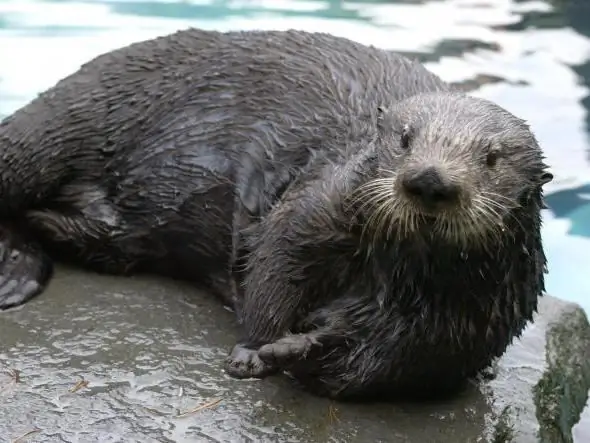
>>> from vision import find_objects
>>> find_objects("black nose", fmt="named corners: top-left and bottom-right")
top-left (401, 167), bottom-right (460, 207)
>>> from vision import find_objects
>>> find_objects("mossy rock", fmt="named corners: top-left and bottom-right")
top-left (483, 296), bottom-right (590, 443)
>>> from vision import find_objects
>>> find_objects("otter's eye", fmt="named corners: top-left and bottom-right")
top-left (486, 149), bottom-right (499, 167)
top-left (401, 124), bottom-right (411, 150)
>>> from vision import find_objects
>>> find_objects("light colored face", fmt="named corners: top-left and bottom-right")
top-left (354, 93), bottom-right (552, 246)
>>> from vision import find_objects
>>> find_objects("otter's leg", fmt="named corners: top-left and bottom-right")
top-left (26, 208), bottom-right (139, 274)
top-left (257, 333), bottom-right (323, 366)
top-left (0, 223), bottom-right (53, 309)
top-left (224, 184), bottom-right (358, 379)
top-left (23, 183), bottom-right (143, 274)
top-left (255, 294), bottom-right (403, 400)
top-left (256, 329), bottom-right (376, 399)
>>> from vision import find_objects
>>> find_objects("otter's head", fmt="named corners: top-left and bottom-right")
top-left (355, 93), bottom-right (553, 247)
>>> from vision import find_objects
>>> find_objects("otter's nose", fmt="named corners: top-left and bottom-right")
top-left (401, 167), bottom-right (460, 208)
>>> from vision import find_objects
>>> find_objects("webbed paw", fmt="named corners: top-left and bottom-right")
top-left (224, 343), bottom-right (278, 379)
top-left (0, 225), bottom-right (52, 310)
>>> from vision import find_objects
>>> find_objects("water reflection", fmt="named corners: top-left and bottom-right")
top-left (546, 185), bottom-right (590, 239)
top-left (0, 0), bottom-right (589, 309)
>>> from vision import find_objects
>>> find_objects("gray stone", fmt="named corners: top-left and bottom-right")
top-left (0, 265), bottom-right (588, 442)
top-left (481, 295), bottom-right (590, 443)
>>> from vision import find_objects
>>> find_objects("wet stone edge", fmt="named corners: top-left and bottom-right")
top-left (533, 306), bottom-right (590, 443)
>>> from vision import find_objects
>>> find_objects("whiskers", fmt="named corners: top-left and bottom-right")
top-left (464, 190), bottom-right (523, 242)
top-left (349, 170), bottom-right (421, 245)
top-left (430, 192), bottom-right (508, 249)
top-left (349, 176), bottom-right (521, 250)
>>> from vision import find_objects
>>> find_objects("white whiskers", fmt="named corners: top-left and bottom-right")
top-left (349, 175), bottom-right (520, 250)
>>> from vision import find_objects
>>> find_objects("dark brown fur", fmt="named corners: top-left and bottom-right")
top-left (0, 28), bottom-right (552, 401)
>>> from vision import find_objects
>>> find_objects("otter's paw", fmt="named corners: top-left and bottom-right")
top-left (224, 344), bottom-right (278, 379)
top-left (0, 231), bottom-right (53, 310)
top-left (258, 334), bottom-right (322, 367)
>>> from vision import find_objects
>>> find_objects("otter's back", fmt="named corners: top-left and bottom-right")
top-left (0, 29), bottom-right (449, 213)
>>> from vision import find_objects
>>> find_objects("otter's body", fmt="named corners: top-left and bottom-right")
top-left (0, 28), bottom-right (552, 400)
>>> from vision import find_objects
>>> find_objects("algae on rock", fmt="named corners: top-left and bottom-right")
top-left (534, 306), bottom-right (590, 443)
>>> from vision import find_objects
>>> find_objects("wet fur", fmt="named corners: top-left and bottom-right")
top-left (0, 28), bottom-right (551, 400)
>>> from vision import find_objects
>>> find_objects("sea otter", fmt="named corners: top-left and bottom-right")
top-left (0, 28), bottom-right (552, 400)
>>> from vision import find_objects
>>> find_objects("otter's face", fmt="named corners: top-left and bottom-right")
top-left (355, 93), bottom-right (553, 246)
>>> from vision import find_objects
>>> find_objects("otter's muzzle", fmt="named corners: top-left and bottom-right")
top-left (400, 166), bottom-right (461, 211)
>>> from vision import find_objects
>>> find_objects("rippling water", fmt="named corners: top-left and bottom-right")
top-left (0, 0), bottom-right (589, 310)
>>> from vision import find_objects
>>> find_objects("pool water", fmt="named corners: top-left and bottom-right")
top-left (0, 0), bottom-right (589, 310)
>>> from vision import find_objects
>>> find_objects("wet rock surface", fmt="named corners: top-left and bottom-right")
top-left (0, 265), bottom-right (588, 442)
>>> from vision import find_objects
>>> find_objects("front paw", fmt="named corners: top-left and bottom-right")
top-left (224, 344), bottom-right (278, 379)
top-left (258, 334), bottom-right (321, 367)
top-left (0, 226), bottom-right (53, 310)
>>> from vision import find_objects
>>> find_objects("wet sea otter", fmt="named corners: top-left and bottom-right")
top-left (0, 28), bottom-right (552, 400)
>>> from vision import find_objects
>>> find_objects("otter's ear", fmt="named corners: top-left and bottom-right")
top-left (539, 171), bottom-right (553, 186)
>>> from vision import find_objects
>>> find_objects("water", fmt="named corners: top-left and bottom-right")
top-left (1, 0), bottom-right (589, 311)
